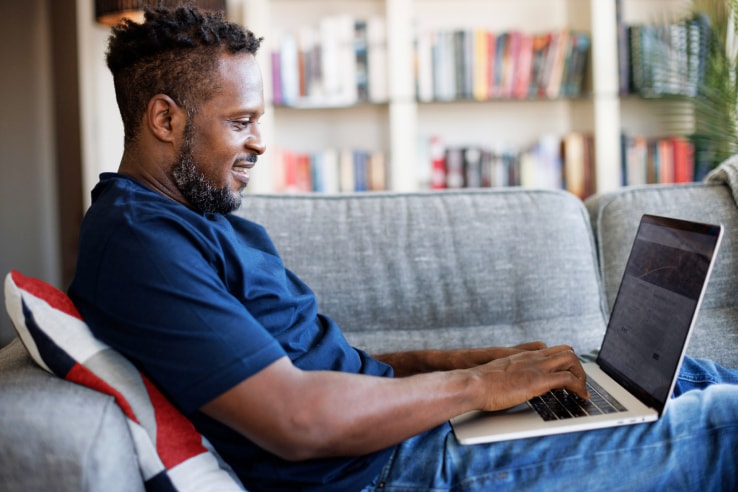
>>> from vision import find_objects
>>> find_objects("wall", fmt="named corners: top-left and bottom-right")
top-left (0, 0), bottom-right (60, 345)
top-left (76, 0), bottom-right (124, 207)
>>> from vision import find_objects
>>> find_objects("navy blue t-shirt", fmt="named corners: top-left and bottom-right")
top-left (68, 173), bottom-right (394, 491)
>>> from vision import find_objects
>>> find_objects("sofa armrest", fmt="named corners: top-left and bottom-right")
top-left (0, 339), bottom-right (144, 492)
top-left (585, 182), bottom-right (738, 368)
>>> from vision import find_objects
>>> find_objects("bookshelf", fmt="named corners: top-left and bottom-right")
top-left (236, 0), bottom-right (691, 195)
top-left (617, 0), bottom-right (706, 184)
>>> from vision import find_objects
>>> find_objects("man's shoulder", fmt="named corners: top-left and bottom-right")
top-left (88, 173), bottom-right (218, 233)
top-left (91, 173), bottom-right (183, 219)
top-left (83, 174), bottom-right (276, 259)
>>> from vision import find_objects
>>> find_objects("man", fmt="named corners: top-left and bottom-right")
top-left (69, 5), bottom-right (738, 491)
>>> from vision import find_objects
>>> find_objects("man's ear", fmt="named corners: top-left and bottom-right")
top-left (146, 94), bottom-right (186, 143)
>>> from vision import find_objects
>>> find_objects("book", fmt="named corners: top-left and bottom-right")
top-left (463, 147), bottom-right (483, 188)
top-left (562, 32), bottom-right (590, 96)
top-left (513, 33), bottom-right (533, 99)
top-left (672, 136), bottom-right (695, 183)
top-left (353, 150), bottom-right (368, 191)
top-left (562, 132), bottom-right (586, 198)
top-left (368, 151), bottom-right (387, 191)
top-left (320, 149), bottom-right (340, 193)
top-left (320, 16), bottom-right (341, 103)
top-left (429, 135), bottom-right (446, 189)
top-left (486, 32), bottom-right (498, 99)
top-left (337, 14), bottom-right (358, 105)
top-left (367, 16), bottom-right (388, 103)
top-left (354, 20), bottom-right (369, 102)
top-left (562, 132), bottom-right (595, 198)
top-left (416, 31), bottom-right (435, 102)
top-left (529, 33), bottom-right (551, 97)
top-left (295, 153), bottom-right (312, 191)
top-left (493, 32), bottom-right (507, 98)
top-left (501, 31), bottom-right (520, 98)
top-left (657, 138), bottom-right (674, 184)
top-left (458, 29), bottom-right (474, 99)
top-left (546, 29), bottom-right (569, 98)
top-left (279, 32), bottom-right (299, 106)
top-left (445, 147), bottom-right (465, 188)
top-left (340, 148), bottom-right (355, 192)
top-left (473, 29), bottom-right (490, 100)
top-left (270, 50), bottom-right (283, 105)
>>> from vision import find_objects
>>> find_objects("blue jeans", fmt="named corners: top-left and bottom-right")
top-left (362, 357), bottom-right (738, 491)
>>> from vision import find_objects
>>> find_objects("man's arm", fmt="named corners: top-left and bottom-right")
top-left (201, 344), bottom-right (588, 461)
top-left (372, 342), bottom-right (548, 377)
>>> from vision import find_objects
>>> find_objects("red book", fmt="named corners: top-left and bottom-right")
top-left (282, 150), bottom-right (299, 192)
top-left (295, 153), bottom-right (312, 191)
top-left (672, 137), bottom-right (695, 183)
top-left (429, 135), bottom-right (446, 189)
top-left (486, 32), bottom-right (497, 99)
top-left (513, 33), bottom-right (533, 99)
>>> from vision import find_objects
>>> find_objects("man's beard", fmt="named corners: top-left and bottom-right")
top-left (171, 126), bottom-right (243, 215)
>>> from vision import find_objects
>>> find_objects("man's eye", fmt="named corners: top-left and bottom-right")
top-left (232, 120), bottom-right (251, 129)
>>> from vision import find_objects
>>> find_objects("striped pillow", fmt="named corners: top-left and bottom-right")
top-left (3, 270), bottom-right (245, 491)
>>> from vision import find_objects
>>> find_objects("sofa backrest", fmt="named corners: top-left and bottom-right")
top-left (238, 189), bottom-right (607, 355)
top-left (585, 182), bottom-right (738, 368)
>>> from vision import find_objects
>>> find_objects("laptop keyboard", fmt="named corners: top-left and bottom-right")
top-left (528, 378), bottom-right (627, 421)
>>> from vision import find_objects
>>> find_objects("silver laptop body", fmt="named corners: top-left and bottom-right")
top-left (451, 214), bottom-right (724, 445)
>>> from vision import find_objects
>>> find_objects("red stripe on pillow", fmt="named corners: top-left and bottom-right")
top-left (10, 270), bottom-right (82, 320)
top-left (66, 362), bottom-right (140, 424)
top-left (143, 376), bottom-right (208, 469)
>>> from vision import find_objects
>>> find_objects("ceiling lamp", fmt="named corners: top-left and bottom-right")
top-left (95, 1), bottom-right (227, 26)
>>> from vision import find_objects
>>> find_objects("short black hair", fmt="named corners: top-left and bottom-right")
top-left (106, 3), bottom-right (263, 144)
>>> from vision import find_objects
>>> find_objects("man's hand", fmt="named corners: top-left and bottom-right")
top-left (468, 344), bottom-right (590, 411)
top-left (373, 341), bottom-right (548, 377)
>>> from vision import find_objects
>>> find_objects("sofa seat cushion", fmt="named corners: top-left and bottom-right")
top-left (3, 271), bottom-right (245, 491)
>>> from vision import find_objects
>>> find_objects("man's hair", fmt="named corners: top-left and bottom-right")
top-left (106, 4), bottom-right (262, 144)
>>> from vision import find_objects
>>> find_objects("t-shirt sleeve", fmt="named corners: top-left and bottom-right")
top-left (75, 215), bottom-right (287, 414)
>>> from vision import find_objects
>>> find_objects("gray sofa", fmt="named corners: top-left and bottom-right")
top-left (2, 175), bottom-right (738, 490)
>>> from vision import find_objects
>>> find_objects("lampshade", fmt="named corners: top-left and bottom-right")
top-left (95, 0), bottom-right (227, 26)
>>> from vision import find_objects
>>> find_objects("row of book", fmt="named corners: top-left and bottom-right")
top-left (271, 15), bottom-right (388, 108)
top-left (415, 28), bottom-right (591, 102)
top-left (271, 148), bottom-right (388, 193)
top-left (274, 133), bottom-right (708, 195)
top-left (423, 133), bottom-right (596, 199)
top-left (620, 134), bottom-right (717, 186)
top-left (620, 14), bottom-right (710, 97)
top-left (270, 15), bottom-right (592, 107)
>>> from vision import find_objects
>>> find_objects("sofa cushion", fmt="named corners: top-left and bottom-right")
top-left (238, 189), bottom-right (608, 355)
top-left (585, 182), bottom-right (738, 368)
top-left (3, 270), bottom-right (245, 491)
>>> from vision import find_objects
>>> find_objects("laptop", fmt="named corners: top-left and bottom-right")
top-left (450, 214), bottom-right (724, 445)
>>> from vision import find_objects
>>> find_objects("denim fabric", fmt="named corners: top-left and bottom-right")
top-left (362, 356), bottom-right (738, 491)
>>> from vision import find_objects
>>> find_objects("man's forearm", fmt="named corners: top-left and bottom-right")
top-left (202, 345), bottom-right (587, 461)
top-left (202, 357), bottom-right (483, 460)
top-left (372, 349), bottom-right (472, 377)
top-left (373, 342), bottom-right (548, 377)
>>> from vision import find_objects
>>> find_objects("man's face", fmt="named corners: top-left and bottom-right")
top-left (172, 53), bottom-right (266, 214)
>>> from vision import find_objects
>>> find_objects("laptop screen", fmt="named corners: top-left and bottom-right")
top-left (597, 214), bottom-right (723, 413)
